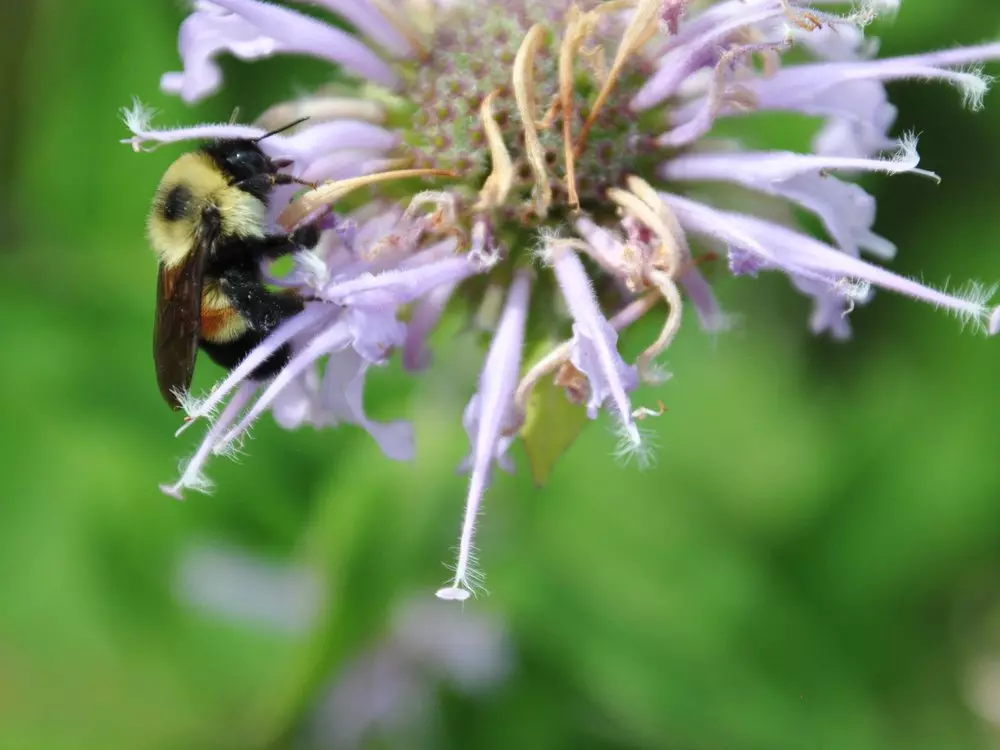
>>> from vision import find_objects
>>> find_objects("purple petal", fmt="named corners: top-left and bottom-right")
top-left (794, 18), bottom-right (878, 61)
top-left (633, 3), bottom-right (786, 110)
top-left (551, 250), bottom-right (640, 443)
top-left (175, 304), bottom-right (330, 431)
top-left (661, 142), bottom-right (930, 260)
top-left (300, 150), bottom-right (391, 182)
top-left (402, 279), bottom-right (458, 371)
top-left (573, 216), bottom-right (629, 276)
top-left (729, 246), bottom-right (765, 278)
top-left (661, 136), bottom-right (935, 184)
top-left (216, 319), bottom-right (354, 450)
top-left (678, 267), bottom-right (731, 332)
top-left (437, 271), bottom-right (532, 602)
top-left (659, 37), bottom-right (789, 148)
top-left (275, 120), bottom-right (399, 161)
top-left (812, 83), bottom-right (898, 158)
top-left (121, 101), bottom-right (396, 167)
top-left (161, 382), bottom-right (258, 500)
top-left (163, 0), bottom-right (395, 104)
top-left (342, 305), bottom-right (407, 364)
top-left (789, 274), bottom-right (857, 340)
top-left (321, 256), bottom-right (483, 308)
top-left (745, 48), bottom-right (1000, 116)
top-left (663, 193), bottom-right (1000, 334)
top-left (271, 368), bottom-right (321, 429)
top-left (319, 349), bottom-right (414, 461)
top-left (162, 2), bottom-right (278, 102)
top-left (121, 99), bottom-right (267, 151)
top-left (292, 0), bottom-right (412, 58)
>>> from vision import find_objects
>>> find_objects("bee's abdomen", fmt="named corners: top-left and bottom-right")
top-left (200, 284), bottom-right (248, 343)
top-left (200, 335), bottom-right (293, 381)
top-left (200, 304), bottom-right (248, 344)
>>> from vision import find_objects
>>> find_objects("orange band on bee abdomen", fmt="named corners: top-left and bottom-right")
top-left (201, 303), bottom-right (247, 343)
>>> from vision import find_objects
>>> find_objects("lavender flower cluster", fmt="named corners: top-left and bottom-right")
top-left (124, 0), bottom-right (1000, 600)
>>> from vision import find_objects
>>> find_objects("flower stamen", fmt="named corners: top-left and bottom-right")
top-left (559, 5), bottom-right (597, 211)
top-left (512, 23), bottom-right (552, 217)
top-left (607, 183), bottom-right (686, 277)
top-left (625, 175), bottom-right (690, 274)
top-left (278, 168), bottom-right (457, 229)
top-left (575, 0), bottom-right (661, 158)
top-left (536, 95), bottom-right (563, 130)
top-left (633, 400), bottom-right (667, 420)
top-left (638, 269), bottom-right (684, 383)
top-left (474, 90), bottom-right (516, 211)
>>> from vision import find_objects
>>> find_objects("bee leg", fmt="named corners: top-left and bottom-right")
top-left (220, 265), bottom-right (305, 329)
top-left (272, 172), bottom-right (318, 190)
top-left (212, 222), bottom-right (322, 268)
top-left (290, 222), bottom-right (320, 249)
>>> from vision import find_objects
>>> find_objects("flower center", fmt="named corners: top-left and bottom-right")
top-left (394, 0), bottom-right (665, 226)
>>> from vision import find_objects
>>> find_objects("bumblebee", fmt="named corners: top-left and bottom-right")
top-left (148, 121), bottom-right (320, 410)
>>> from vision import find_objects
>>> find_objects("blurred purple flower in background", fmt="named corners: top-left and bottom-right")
top-left (125, 0), bottom-right (1000, 600)
top-left (173, 542), bottom-right (511, 747)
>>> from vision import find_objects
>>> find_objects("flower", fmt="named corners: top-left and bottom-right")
top-left (125, 0), bottom-right (1000, 600)
top-left (309, 597), bottom-right (511, 748)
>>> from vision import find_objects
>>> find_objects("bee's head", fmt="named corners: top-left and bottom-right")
top-left (203, 118), bottom-right (308, 198)
top-left (204, 139), bottom-right (284, 186)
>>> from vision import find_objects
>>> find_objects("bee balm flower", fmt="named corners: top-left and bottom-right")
top-left (125, 0), bottom-right (1000, 600)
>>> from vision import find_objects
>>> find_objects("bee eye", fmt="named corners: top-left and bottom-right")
top-left (227, 149), bottom-right (269, 179)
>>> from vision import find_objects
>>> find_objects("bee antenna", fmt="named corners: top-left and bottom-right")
top-left (254, 117), bottom-right (310, 142)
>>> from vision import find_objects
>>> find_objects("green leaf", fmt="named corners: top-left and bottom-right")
top-left (519, 343), bottom-right (589, 487)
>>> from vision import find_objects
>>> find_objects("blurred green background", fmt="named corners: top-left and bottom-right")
top-left (2, 1), bottom-right (1000, 748)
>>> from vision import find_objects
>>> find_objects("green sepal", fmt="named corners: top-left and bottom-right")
top-left (519, 340), bottom-right (589, 487)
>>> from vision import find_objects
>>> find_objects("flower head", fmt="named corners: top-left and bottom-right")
top-left (128, 0), bottom-right (1000, 599)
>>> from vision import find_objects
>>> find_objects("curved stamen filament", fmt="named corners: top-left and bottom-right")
top-left (625, 175), bottom-right (691, 272)
top-left (278, 168), bottom-right (456, 229)
top-left (512, 24), bottom-right (552, 217)
top-left (559, 6), bottom-right (598, 211)
top-left (638, 269), bottom-right (683, 382)
top-left (607, 185), bottom-right (685, 276)
top-left (575, 0), bottom-right (661, 158)
top-left (474, 89), bottom-right (515, 211)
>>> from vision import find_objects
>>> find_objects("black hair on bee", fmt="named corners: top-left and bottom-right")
top-left (148, 118), bottom-right (321, 410)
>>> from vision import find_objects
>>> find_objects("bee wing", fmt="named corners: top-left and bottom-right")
top-left (153, 239), bottom-right (210, 410)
